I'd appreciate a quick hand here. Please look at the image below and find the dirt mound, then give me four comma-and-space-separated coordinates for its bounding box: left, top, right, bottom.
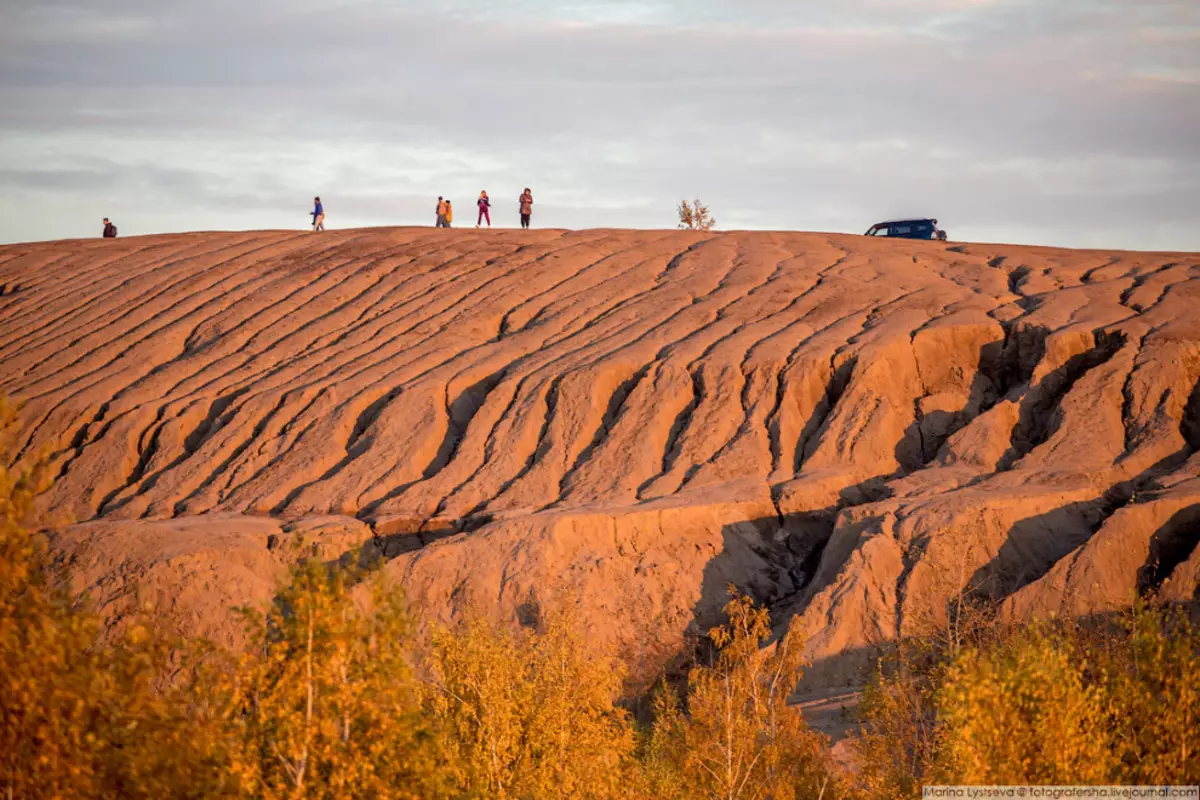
2, 228, 1197, 681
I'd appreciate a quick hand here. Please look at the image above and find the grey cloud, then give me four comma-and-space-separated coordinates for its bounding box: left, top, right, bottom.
5, 19, 1197, 162
0, 0, 1197, 248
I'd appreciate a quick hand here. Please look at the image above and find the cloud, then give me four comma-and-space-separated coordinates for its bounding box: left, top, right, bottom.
0, 0, 1197, 248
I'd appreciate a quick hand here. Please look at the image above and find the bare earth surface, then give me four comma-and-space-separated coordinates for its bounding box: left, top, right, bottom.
1, 228, 1197, 683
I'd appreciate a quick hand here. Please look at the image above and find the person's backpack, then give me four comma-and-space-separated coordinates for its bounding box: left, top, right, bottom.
110, 224, 117, 237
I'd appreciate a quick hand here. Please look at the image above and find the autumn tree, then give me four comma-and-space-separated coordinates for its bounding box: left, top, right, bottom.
644, 590, 842, 800
218, 560, 440, 799
1105, 604, 1200, 782
851, 644, 945, 799
678, 198, 716, 231
938, 606, 1200, 785
938, 623, 1115, 784
851, 592, 1001, 798
423, 602, 635, 799
0, 397, 223, 799
853, 602, 1200, 797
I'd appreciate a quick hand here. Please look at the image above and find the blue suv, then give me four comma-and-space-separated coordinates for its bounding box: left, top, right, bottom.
864, 218, 947, 241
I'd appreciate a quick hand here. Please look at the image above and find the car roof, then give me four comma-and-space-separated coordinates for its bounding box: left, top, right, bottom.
871, 218, 937, 225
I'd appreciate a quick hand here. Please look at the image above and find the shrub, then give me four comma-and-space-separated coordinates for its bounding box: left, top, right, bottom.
678, 198, 716, 231
642, 590, 843, 800
0, 398, 222, 798
852, 598, 1001, 797
853, 602, 1200, 795
423, 603, 634, 799
851, 644, 944, 799
1094, 604, 1199, 782
216, 561, 439, 799
937, 624, 1116, 784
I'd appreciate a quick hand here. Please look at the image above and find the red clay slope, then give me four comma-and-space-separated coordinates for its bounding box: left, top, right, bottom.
1, 228, 1197, 677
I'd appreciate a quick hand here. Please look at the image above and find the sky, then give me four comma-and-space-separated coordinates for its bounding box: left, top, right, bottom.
1, 0, 1198, 249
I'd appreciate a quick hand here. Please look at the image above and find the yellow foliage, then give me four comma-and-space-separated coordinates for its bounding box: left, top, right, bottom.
851, 651, 943, 799
216, 560, 439, 799
852, 598, 1003, 798
1096, 604, 1200, 783
643, 589, 842, 800
854, 602, 1200, 795
0, 397, 223, 798
937, 625, 1116, 784
939, 607, 1200, 785
424, 602, 634, 799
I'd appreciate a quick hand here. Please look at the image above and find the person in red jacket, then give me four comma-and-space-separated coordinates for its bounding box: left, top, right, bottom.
476, 190, 491, 228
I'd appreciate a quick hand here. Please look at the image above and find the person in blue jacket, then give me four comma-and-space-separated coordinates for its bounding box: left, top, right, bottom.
311, 197, 325, 232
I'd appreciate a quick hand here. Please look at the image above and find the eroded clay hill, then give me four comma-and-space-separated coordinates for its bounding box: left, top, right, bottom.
1, 228, 1198, 679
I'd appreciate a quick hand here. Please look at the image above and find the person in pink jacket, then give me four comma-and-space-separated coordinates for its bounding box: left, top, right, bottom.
476, 191, 491, 228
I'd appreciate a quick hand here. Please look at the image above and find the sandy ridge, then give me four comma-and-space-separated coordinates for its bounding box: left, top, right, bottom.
1, 228, 1197, 678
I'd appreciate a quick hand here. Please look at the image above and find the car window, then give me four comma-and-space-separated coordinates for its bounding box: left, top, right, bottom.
892, 225, 911, 235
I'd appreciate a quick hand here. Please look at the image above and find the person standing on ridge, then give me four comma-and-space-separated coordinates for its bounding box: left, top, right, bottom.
476, 190, 491, 228
102, 218, 117, 238
436, 196, 447, 228
444, 200, 454, 228
518, 188, 533, 229
311, 197, 325, 232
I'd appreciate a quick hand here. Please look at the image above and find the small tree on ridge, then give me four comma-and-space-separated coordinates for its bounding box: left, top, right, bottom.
678, 198, 716, 231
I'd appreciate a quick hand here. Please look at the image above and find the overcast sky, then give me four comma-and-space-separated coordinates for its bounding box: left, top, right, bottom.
1, 0, 1198, 249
